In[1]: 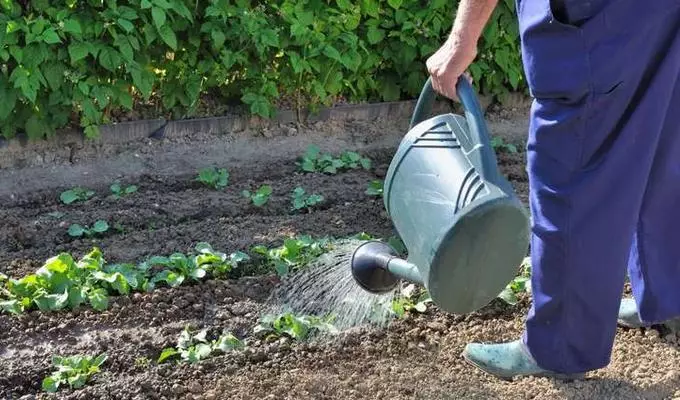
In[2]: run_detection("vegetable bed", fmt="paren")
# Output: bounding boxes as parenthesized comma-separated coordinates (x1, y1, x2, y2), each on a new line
(1, 117, 680, 400)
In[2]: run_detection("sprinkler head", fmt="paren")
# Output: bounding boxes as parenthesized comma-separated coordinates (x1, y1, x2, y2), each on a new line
(350, 240, 400, 294)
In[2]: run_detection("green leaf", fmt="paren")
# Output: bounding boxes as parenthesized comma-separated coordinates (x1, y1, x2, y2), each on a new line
(99, 47, 122, 72)
(88, 288, 109, 311)
(158, 25, 177, 50)
(92, 220, 109, 233)
(117, 19, 135, 33)
(157, 347, 179, 363)
(68, 224, 86, 237)
(63, 19, 82, 35)
(68, 42, 89, 64)
(152, 7, 166, 28)
(42, 376, 59, 392)
(41, 29, 61, 44)
(387, 0, 403, 8)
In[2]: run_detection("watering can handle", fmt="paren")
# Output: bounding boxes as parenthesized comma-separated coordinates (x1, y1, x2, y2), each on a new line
(409, 76, 499, 180)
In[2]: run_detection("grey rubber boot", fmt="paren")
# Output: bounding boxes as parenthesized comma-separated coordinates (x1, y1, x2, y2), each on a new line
(618, 298, 680, 331)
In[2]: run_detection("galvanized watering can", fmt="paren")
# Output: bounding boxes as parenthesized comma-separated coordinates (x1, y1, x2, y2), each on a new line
(350, 76, 531, 314)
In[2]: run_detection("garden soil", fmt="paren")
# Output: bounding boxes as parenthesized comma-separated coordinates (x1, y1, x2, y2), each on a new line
(2, 110, 680, 400)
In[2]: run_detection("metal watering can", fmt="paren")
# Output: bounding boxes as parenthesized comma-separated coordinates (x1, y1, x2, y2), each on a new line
(350, 76, 531, 314)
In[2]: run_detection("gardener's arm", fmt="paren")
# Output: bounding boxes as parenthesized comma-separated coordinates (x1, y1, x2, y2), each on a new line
(427, 0, 499, 100)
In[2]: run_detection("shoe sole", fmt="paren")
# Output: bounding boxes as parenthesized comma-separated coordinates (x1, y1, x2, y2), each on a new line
(462, 352, 586, 382)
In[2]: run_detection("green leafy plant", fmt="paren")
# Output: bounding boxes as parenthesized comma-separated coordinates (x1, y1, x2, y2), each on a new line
(251, 235, 333, 276)
(242, 185, 272, 207)
(60, 187, 95, 205)
(158, 326, 244, 364)
(0, 0, 524, 141)
(498, 256, 532, 305)
(390, 283, 432, 318)
(0, 248, 144, 314)
(42, 353, 107, 393)
(68, 220, 110, 237)
(490, 136, 519, 154)
(194, 242, 250, 279)
(110, 181, 138, 199)
(196, 167, 230, 190)
(0, 242, 239, 316)
(253, 312, 338, 341)
(366, 180, 384, 197)
(291, 187, 324, 211)
(297, 145, 371, 174)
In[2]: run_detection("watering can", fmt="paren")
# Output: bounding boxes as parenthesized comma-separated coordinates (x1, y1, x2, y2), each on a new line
(350, 76, 531, 314)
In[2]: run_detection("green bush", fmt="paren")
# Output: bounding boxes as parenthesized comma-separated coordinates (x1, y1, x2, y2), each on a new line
(0, 0, 524, 140)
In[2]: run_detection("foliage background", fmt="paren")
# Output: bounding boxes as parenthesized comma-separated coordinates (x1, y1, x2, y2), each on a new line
(0, 0, 524, 140)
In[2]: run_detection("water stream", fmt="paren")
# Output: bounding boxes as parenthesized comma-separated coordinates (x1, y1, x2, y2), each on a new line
(262, 239, 399, 331)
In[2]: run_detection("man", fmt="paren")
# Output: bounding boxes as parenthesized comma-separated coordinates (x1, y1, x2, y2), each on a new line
(426, 0, 680, 379)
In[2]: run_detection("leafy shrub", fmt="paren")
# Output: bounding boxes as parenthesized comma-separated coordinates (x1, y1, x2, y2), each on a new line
(0, 0, 524, 141)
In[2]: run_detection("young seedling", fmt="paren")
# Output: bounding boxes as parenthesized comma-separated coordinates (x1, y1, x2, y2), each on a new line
(42, 353, 107, 393)
(242, 185, 272, 207)
(68, 220, 109, 238)
(253, 312, 338, 341)
(497, 256, 532, 305)
(196, 167, 229, 189)
(110, 181, 138, 199)
(390, 283, 432, 318)
(490, 136, 518, 154)
(297, 145, 371, 174)
(158, 326, 244, 364)
(59, 187, 95, 204)
(365, 180, 383, 197)
(291, 187, 324, 211)
(251, 235, 332, 276)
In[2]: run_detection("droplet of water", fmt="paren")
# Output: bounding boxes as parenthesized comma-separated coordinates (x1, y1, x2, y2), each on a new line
(263, 239, 398, 331)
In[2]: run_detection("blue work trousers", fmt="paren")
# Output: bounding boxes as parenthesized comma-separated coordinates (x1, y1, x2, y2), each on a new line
(517, 0, 680, 373)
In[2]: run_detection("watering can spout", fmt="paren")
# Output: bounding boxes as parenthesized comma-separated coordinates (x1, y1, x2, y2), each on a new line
(350, 241, 423, 294)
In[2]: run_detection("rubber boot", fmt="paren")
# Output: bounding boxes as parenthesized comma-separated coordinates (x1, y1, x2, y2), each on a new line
(618, 298, 680, 331)
(461, 339, 586, 381)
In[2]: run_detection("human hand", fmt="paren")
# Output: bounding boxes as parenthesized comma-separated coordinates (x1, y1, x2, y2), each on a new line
(426, 36, 477, 101)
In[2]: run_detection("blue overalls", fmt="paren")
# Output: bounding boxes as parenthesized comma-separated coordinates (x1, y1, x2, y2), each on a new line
(518, 0, 680, 373)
